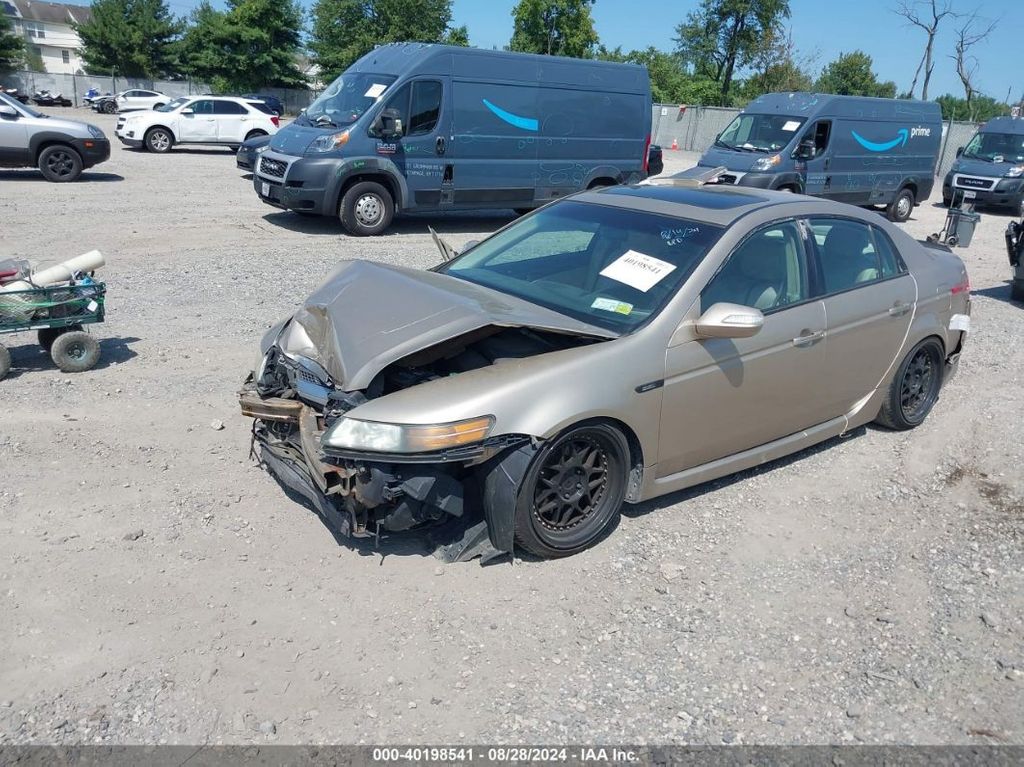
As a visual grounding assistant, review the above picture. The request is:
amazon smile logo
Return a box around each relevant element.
[851,126,931,152]
[482,99,538,132]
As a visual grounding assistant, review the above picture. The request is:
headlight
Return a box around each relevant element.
[1007,165,1024,178]
[255,144,270,154]
[752,154,782,171]
[308,130,350,153]
[87,124,105,139]
[323,415,495,453]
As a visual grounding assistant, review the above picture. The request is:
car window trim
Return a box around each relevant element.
[700,216,816,317]
[803,214,912,300]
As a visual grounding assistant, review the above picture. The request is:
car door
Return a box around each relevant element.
[372,80,448,209]
[177,99,217,142]
[657,219,831,477]
[799,119,833,196]
[212,100,248,143]
[0,99,30,165]
[807,217,917,415]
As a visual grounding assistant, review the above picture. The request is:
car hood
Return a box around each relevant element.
[951,157,1021,177]
[36,115,99,136]
[264,260,618,391]
[698,145,778,172]
[269,122,330,155]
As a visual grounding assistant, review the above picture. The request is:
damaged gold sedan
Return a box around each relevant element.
[241,183,970,561]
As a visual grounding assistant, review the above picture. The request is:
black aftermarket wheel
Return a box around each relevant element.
[875,338,944,430]
[513,423,629,558]
[38,145,83,182]
[50,331,101,373]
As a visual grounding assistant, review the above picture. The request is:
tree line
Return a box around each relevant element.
[0,0,1012,122]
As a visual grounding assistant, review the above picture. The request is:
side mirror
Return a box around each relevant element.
[374,107,404,138]
[955,146,964,158]
[693,302,764,339]
[180,108,194,115]
[0,104,18,119]
[794,141,815,160]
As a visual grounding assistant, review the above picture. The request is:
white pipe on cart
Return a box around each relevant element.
[0,250,105,293]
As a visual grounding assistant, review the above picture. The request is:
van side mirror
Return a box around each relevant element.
[374,107,404,139]
[955,146,964,158]
[0,105,18,119]
[794,141,815,160]
[693,303,764,339]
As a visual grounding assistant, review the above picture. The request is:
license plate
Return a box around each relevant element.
[963,190,976,199]
[261,182,270,197]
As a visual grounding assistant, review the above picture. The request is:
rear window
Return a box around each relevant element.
[249,102,275,115]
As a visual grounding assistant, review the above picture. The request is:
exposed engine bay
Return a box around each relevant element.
[240,322,599,560]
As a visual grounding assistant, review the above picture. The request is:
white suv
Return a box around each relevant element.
[115,96,280,154]
[115,89,168,113]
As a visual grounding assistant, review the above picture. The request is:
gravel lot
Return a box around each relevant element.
[1,109,1022,746]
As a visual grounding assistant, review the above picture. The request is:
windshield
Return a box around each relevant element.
[0,91,42,117]
[305,73,397,127]
[717,113,805,153]
[157,97,189,113]
[440,201,724,333]
[963,131,1024,163]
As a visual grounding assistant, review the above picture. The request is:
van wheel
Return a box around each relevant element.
[887,187,915,222]
[38,145,83,182]
[339,181,394,236]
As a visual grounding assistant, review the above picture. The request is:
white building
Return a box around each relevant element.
[2,0,91,75]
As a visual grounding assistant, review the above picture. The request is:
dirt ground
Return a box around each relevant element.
[1,110,1022,746]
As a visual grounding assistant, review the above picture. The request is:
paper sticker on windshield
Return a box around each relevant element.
[591,297,633,315]
[782,120,801,132]
[364,83,388,98]
[599,251,676,293]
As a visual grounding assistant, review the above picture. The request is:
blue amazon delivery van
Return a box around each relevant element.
[254,43,652,235]
[688,93,942,221]
[942,115,1024,213]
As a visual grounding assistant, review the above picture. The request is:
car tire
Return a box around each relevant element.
[38,145,83,182]
[50,331,100,373]
[512,422,629,558]
[339,181,394,236]
[102,101,116,114]
[1011,279,1024,303]
[0,343,10,381]
[875,338,944,430]
[145,127,173,153]
[887,187,915,222]
[38,324,82,352]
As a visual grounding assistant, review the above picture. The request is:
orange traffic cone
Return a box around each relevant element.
[670,138,678,150]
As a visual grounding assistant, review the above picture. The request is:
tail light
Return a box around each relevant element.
[642,133,651,174]
[951,277,971,295]
[271,116,280,127]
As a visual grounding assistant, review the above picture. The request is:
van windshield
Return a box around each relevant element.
[962,132,1024,163]
[304,73,398,127]
[717,113,805,153]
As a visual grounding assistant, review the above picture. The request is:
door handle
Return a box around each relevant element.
[792,329,825,347]
[436,136,446,155]
[888,302,912,317]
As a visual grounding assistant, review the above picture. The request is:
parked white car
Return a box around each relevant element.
[115,96,280,153]
[115,89,168,113]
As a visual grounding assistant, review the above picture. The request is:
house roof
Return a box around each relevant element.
[5,0,92,25]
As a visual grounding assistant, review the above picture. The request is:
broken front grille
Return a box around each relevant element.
[259,157,287,179]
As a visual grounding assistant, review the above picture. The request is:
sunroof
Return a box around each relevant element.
[601,185,766,209]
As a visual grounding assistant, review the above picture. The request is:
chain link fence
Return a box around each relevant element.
[3,71,318,114]
[650,103,985,180]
